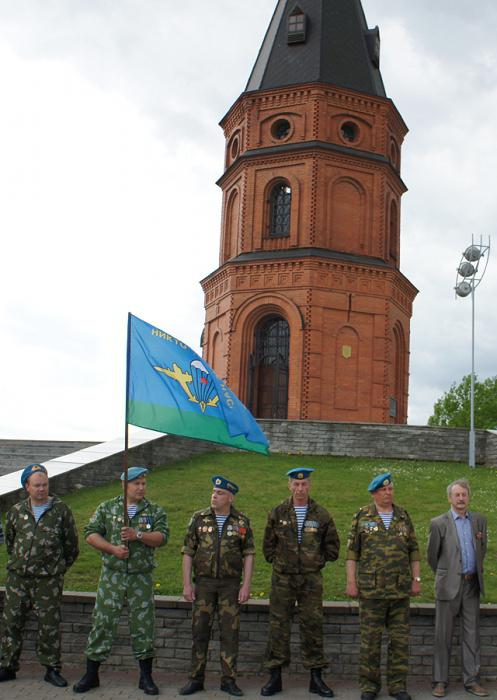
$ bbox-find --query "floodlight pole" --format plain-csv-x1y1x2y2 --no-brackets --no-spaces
469,283,475,468
454,236,490,469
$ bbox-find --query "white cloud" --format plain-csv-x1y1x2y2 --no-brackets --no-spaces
0,0,495,437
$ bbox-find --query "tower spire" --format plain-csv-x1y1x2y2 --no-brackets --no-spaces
246,0,385,96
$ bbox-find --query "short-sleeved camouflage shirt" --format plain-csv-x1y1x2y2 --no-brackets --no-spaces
85,495,169,574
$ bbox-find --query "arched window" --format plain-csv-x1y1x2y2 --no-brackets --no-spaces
389,199,398,261
269,182,291,237
249,316,289,418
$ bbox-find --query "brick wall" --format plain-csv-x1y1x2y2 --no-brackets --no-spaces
1,591,496,681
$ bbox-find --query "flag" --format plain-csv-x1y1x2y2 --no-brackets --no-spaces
126,314,269,455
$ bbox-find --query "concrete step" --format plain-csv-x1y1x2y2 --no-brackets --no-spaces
0,440,100,476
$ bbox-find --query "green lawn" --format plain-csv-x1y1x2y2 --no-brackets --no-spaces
1,453,496,603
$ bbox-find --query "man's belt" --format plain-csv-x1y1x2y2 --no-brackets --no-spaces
462,572,476,581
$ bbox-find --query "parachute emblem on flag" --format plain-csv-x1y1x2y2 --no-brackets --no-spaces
154,359,220,413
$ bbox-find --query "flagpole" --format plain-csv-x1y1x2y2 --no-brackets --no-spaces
123,313,132,528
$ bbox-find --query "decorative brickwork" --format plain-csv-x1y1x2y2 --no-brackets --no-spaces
202,13,417,425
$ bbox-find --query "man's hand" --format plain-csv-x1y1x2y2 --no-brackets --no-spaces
120,527,137,542
346,581,359,598
113,544,130,560
238,583,251,604
411,579,421,596
183,582,196,603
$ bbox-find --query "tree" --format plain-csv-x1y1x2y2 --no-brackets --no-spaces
428,375,497,429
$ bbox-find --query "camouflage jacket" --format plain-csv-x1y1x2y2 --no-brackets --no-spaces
263,497,340,574
346,502,420,599
182,506,255,580
5,495,79,577
84,495,169,574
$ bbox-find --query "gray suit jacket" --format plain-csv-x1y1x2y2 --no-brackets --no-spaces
427,510,487,600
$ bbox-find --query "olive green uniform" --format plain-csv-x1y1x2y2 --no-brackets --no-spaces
0,496,79,671
84,495,169,662
346,503,420,694
262,497,340,669
182,506,255,683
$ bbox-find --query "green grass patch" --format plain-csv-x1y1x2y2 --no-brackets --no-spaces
1,453,496,602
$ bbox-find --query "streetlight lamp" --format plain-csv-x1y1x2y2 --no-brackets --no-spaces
454,236,490,468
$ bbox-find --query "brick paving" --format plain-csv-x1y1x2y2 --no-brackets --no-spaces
2,666,495,700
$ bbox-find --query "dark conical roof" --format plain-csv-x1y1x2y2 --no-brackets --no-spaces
246,0,386,97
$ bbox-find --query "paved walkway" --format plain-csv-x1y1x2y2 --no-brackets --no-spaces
2,668,496,700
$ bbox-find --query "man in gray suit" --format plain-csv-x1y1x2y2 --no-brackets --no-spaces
427,479,488,698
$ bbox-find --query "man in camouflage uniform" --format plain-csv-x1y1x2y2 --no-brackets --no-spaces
261,467,340,698
0,463,79,687
346,472,421,700
179,475,255,697
73,466,169,696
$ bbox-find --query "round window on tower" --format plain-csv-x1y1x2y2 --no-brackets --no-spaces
339,121,360,144
230,136,240,161
271,118,292,141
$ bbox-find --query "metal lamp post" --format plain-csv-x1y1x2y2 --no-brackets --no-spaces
454,236,490,468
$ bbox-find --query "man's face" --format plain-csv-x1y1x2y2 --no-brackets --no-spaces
289,478,311,504
211,488,233,512
26,472,49,504
126,476,147,502
448,484,470,515
372,483,394,509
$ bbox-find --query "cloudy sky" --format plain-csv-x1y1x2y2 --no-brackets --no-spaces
0,0,495,440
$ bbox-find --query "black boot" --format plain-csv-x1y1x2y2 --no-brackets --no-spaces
44,667,68,687
310,668,334,697
261,667,282,696
179,678,205,695
73,659,100,693
138,658,159,695
0,668,16,682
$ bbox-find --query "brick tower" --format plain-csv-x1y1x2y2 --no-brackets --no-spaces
200,0,417,423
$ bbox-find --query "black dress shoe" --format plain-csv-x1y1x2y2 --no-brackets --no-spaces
361,693,377,700
179,679,205,695
221,679,244,696
390,692,412,700
0,668,16,682
44,667,68,687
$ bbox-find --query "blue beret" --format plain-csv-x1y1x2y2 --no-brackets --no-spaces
121,466,149,482
368,472,393,492
212,475,239,495
287,467,315,480
21,463,48,488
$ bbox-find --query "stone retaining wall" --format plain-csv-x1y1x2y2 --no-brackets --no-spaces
1,591,496,681
486,432,497,468
2,423,496,511
257,421,491,465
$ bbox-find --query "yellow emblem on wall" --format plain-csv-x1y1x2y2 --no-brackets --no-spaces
342,345,352,359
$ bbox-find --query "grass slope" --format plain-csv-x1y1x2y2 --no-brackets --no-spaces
1,453,496,603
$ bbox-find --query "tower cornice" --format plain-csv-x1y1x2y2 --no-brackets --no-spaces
217,139,407,192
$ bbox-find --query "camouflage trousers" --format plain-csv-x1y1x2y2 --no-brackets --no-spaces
190,577,240,683
265,570,326,670
359,597,410,694
85,568,155,662
0,571,64,671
